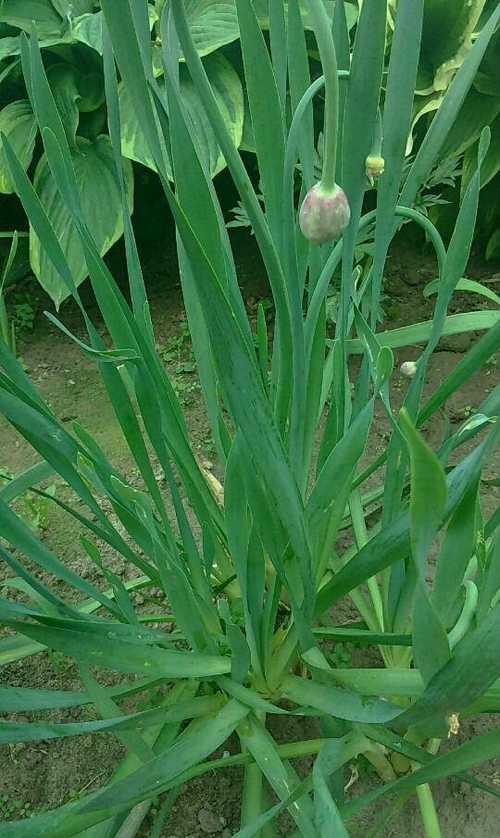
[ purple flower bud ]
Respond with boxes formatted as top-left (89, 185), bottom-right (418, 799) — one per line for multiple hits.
top-left (299, 182), bottom-right (350, 244)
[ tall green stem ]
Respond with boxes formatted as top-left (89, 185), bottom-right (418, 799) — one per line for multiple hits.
top-left (307, 0), bottom-right (339, 190)
top-left (416, 784), bottom-right (442, 838)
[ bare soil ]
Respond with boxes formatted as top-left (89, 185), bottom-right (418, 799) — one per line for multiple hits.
top-left (0, 231), bottom-right (499, 837)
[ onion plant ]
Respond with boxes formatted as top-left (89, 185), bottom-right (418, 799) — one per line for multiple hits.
top-left (1, 1), bottom-right (500, 836)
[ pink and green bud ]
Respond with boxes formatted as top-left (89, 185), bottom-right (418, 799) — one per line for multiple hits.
top-left (299, 182), bottom-right (350, 244)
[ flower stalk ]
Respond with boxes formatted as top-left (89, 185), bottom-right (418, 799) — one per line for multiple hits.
top-left (299, 1), bottom-right (349, 244)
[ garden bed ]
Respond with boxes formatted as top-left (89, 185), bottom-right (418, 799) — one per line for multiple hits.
top-left (0, 231), bottom-right (499, 837)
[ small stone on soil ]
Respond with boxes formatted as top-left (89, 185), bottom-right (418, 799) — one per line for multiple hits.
top-left (198, 806), bottom-right (224, 833)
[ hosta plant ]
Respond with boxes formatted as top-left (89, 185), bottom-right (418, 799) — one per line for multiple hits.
top-left (0, 1), bottom-right (500, 836)
top-left (0, 0), bottom-right (356, 308)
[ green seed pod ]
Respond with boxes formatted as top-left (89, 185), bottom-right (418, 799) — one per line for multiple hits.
top-left (299, 182), bottom-right (350, 244)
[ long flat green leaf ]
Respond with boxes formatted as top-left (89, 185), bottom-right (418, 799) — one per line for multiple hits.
top-left (342, 726), bottom-right (500, 820)
top-left (314, 734), bottom-right (364, 837)
top-left (345, 310), bottom-right (500, 353)
top-left (424, 276), bottom-right (500, 306)
top-left (0, 676), bottom-right (166, 713)
top-left (235, 0), bottom-right (285, 240)
top-left (399, 409), bottom-right (447, 571)
top-left (433, 483), bottom-right (479, 624)
top-left (0, 461), bottom-right (54, 502)
top-left (418, 320), bottom-right (500, 424)
top-left (477, 533), bottom-right (500, 623)
top-left (282, 674), bottom-right (401, 724)
top-left (3, 617), bottom-right (231, 678)
top-left (371, 0), bottom-right (424, 315)
top-left (397, 603), bottom-right (500, 731)
top-left (316, 427), bottom-right (498, 615)
top-left (238, 715), bottom-right (316, 836)
top-left (1, 699), bottom-right (249, 837)
top-left (0, 697), bottom-right (220, 745)
top-left (0, 498), bottom-right (120, 617)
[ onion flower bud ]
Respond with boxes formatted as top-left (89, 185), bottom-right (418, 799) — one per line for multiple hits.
top-left (366, 154), bottom-right (385, 183)
top-left (299, 182), bottom-right (350, 244)
top-left (400, 360), bottom-right (417, 378)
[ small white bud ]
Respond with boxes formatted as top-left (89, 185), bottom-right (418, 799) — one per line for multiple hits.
top-left (400, 361), bottom-right (417, 378)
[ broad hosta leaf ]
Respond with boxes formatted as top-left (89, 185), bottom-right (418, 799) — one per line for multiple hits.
top-left (163, 1), bottom-right (357, 60)
top-left (420, 0), bottom-right (487, 91)
top-left (30, 135), bottom-right (133, 308)
top-left (174, 0), bottom-right (240, 58)
top-left (120, 53), bottom-right (243, 178)
top-left (51, 0), bottom-right (95, 15)
top-left (0, 101), bottom-right (37, 194)
top-left (441, 88), bottom-right (500, 160)
top-left (71, 6), bottom-right (158, 54)
top-left (1, 0), bottom-right (64, 38)
top-left (71, 12), bottom-right (105, 52)
top-left (46, 64), bottom-right (81, 147)
top-left (462, 112), bottom-right (500, 191)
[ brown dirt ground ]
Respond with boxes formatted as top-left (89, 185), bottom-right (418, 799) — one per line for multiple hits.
top-left (0, 230), bottom-right (499, 837)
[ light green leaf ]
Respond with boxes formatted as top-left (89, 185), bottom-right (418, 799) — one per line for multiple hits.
top-left (0, 37), bottom-right (24, 62)
top-left (236, 0), bottom-right (285, 241)
top-left (120, 53), bottom-right (243, 178)
top-left (412, 584), bottom-right (451, 685)
top-left (424, 276), bottom-right (500, 306)
top-left (345, 310), bottom-right (500, 353)
top-left (30, 134), bottom-right (134, 307)
top-left (0, 101), bottom-right (37, 194)
top-left (406, 93), bottom-right (443, 155)
top-left (398, 408), bottom-right (450, 683)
